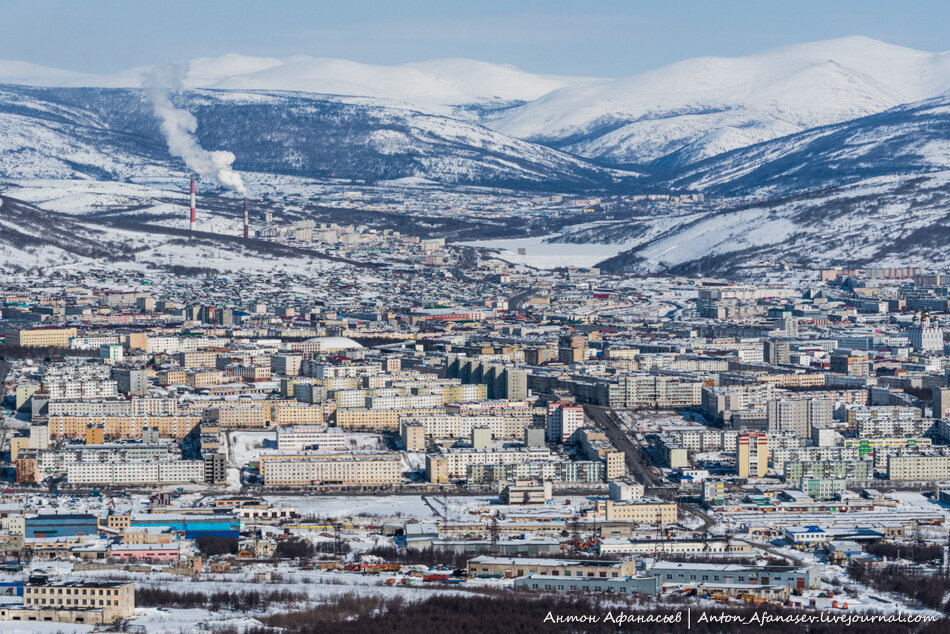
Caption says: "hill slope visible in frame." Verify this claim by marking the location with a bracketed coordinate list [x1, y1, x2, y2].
[0, 85, 635, 190]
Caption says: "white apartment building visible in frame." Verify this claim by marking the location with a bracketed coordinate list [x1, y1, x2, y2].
[366, 394, 443, 410]
[46, 397, 178, 417]
[545, 403, 584, 443]
[276, 426, 348, 452]
[431, 447, 556, 479]
[613, 374, 705, 408]
[44, 380, 118, 401]
[400, 414, 534, 440]
[771, 447, 862, 473]
[304, 363, 382, 379]
[260, 454, 403, 486]
[67, 460, 204, 485]
[701, 383, 776, 422]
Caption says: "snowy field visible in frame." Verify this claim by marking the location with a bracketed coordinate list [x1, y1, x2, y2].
[461, 235, 630, 269]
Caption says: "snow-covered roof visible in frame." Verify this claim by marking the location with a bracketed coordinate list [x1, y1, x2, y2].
[302, 336, 364, 351]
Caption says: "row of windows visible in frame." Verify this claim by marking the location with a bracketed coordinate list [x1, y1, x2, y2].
[476, 567, 620, 578]
[25, 597, 119, 606]
[663, 573, 751, 582]
[531, 583, 637, 593]
[27, 587, 118, 596]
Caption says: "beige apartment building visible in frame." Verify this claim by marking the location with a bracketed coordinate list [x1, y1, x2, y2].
[0, 579, 134, 625]
[402, 422, 426, 451]
[269, 403, 324, 426]
[209, 405, 267, 428]
[260, 453, 403, 486]
[46, 415, 201, 440]
[157, 369, 187, 386]
[187, 370, 224, 388]
[207, 402, 324, 429]
[588, 500, 677, 524]
[335, 407, 443, 431]
[6, 327, 77, 348]
[738, 432, 769, 478]
[887, 455, 950, 481]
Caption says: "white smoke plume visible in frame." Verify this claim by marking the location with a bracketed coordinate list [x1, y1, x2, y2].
[143, 63, 246, 195]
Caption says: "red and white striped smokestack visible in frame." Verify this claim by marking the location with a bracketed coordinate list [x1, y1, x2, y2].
[243, 198, 249, 239]
[189, 178, 197, 232]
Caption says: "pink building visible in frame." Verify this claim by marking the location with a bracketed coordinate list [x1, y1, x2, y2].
[110, 543, 180, 561]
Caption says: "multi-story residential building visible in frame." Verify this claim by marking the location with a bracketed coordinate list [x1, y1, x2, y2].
[0, 578, 135, 625]
[46, 415, 200, 440]
[335, 407, 442, 431]
[66, 460, 205, 485]
[110, 368, 148, 395]
[702, 383, 775, 424]
[766, 398, 833, 438]
[276, 425, 347, 452]
[46, 397, 178, 418]
[609, 374, 705, 409]
[259, 453, 403, 486]
[399, 414, 534, 441]
[5, 327, 77, 348]
[426, 447, 556, 481]
[887, 455, 950, 481]
[770, 447, 862, 473]
[830, 352, 870, 377]
[271, 354, 303, 376]
[737, 433, 768, 479]
[43, 379, 118, 401]
[784, 460, 873, 483]
[545, 402, 584, 443]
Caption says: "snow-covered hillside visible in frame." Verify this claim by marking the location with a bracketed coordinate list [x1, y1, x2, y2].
[0, 193, 343, 275]
[0, 85, 634, 190]
[489, 37, 950, 165]
[578, 171, 950, 275]
[663, 96, 950, 196]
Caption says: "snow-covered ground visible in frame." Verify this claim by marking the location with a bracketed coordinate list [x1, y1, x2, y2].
[462, 235, 630, 269]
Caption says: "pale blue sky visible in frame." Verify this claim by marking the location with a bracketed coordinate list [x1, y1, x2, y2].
[1, 0, 946, 77]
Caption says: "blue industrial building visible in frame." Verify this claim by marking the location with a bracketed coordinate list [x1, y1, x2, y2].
[130, 514, 239, 539]
[25, 514, 99, 538]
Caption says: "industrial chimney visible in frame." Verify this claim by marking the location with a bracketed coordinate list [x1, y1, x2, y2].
[189, 178, 197, 232]
[243, 198, 249, 239]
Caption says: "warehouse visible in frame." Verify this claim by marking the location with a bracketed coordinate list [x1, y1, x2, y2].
[514, 573, 659, 596]
[650, 561, 820, 590]
[467, 556, 637, 579]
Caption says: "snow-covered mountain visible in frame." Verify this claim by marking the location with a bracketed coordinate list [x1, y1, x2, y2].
[489, 37, 950, 166]
[664, 96, 950, 196]
[6, 37, 950, 276]
[4, 37, 950, 167]
[506, 93, 950, 274]
[0, 85, 634, 190]
[0, 55, 595, 108]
